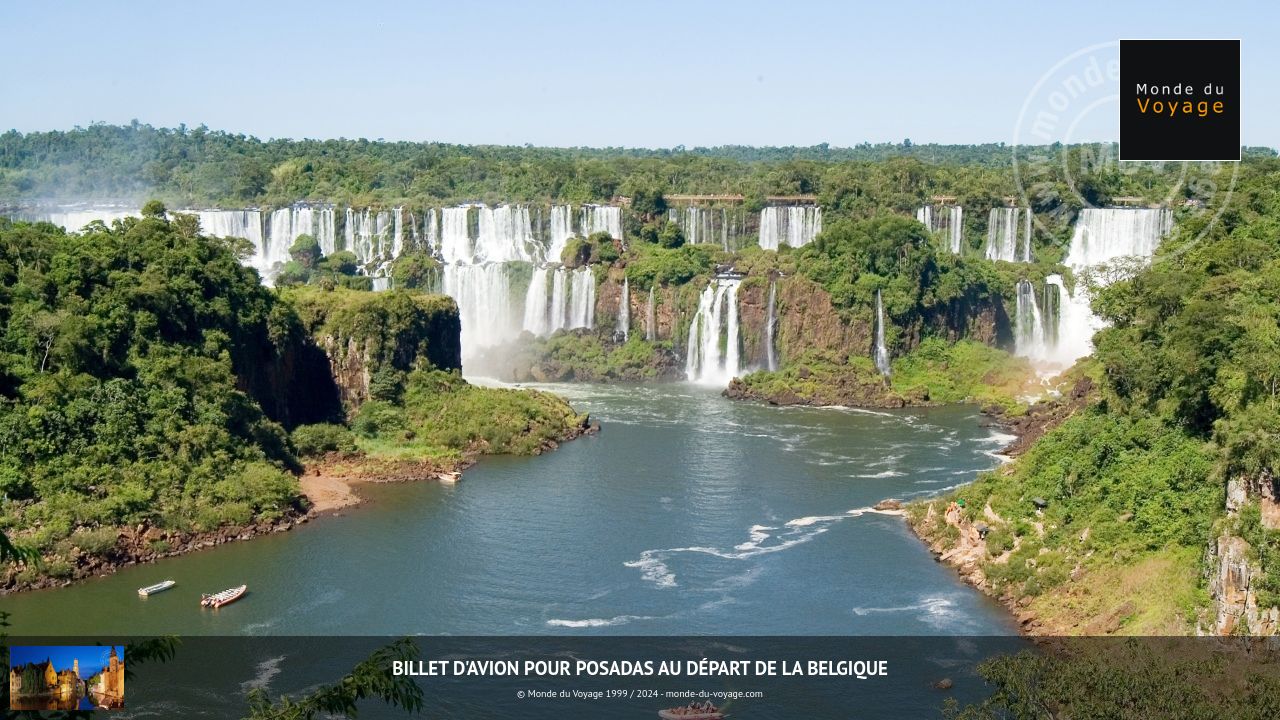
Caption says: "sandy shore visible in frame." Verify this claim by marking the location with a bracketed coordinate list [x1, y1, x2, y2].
[300, 472, 362, 513]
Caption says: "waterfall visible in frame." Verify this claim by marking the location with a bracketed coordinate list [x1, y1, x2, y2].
[424, 208, 440, 256]
[1014, 280, 1049, 361]
[23, 207, 139, 230]
[439, 206, 474, 263]
[568, 267, 596, 329]
[193, 209, 275, 276]
[616, 278, 630, 341]
[580, 204, 623, 241]
[758, 206, 822, 250]
[984, 207, 1025, 262]
[684, 278, 742, 386]
[917, 205, 964, 254]
[521, 266, 597, 337]
[443, 263, 523, 354]
[344, 207, 401, 271]
[194, 209, 263, 247]
[667, 206, 743, 250]
[268, 205, 336, 259]
[645, 286, 656, 341]
[915, 206, 931, 230]
[1044, 274, 1096, 366]
[874, 290, 891, 376]
[475, 205, 539, 263]
[522, 267, 551, 337]
[765, 281, 779, 372]
[1022, 208, 1034, 262]
[547, 205, 574, 263]
[1046, 207, 1173, 366]
[1065, 208, 1172, 267]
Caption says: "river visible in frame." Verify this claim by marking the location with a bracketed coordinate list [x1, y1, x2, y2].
[3, 383, 1017, 637]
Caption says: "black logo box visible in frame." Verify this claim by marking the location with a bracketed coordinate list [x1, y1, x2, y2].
[1120, 39, 1240, 161]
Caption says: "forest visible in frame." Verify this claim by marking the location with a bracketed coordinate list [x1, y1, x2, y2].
[912, 158, 1280, 632]
[0, 207, 584, 588]
[4, 123, 1270, 221]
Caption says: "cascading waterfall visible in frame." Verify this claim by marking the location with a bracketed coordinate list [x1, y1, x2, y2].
[435, 204, 613, 364]
[873, 290, 891, 376]
[765, 281, 779, 372]
[1021, 208, 1034, 262]
[1045, 207, 1174, 366]
[684, 278, 742, 386]
[580, 204, 623, 241]
[439, 206, 475, 264]
[521, 266, 596, 337]
[916, 205, 964, 253]
[1014, 280, 1049, 361]
[269, 205, 336, 258]
[194, 209, 264, 247]
[645, 287, 656, 341]
[344, 207, 402, 272]
[522, 266, 552, 337]
[616, 278, 630, 341]
[668, 206, 743, 251]
[984, 207, 1028, 262]
[1043, 274, 1095, 366]
[1065, 207, 1172, 267]
[423, 208, 440, 256]
[444, 263, 524, 353]
[476, 205, 540, 263]
[193, 209, 276, 278]
[547, 205, 574, 262]
[22, 207, 139, 231]
[758, 206, 822, 250]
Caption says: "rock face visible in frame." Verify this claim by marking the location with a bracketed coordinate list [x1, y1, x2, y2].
[1208, 470, 1280, 635]
[292, 289, 463, 410]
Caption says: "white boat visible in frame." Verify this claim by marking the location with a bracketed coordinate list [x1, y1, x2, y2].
[137, 580, 176, 597]
[201, 584, 247, 608]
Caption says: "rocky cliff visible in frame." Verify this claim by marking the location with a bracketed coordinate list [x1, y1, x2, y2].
[1207, 472, 1280, 635]
[286, 287, 462, 409]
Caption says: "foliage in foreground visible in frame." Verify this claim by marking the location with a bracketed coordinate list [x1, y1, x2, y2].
[943, 641, 1280, 720]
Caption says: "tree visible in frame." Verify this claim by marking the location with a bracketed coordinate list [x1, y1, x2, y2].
[288, 234, 322, 271]
[657, 221, 685, 249]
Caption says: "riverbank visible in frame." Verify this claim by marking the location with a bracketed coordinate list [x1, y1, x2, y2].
[897, 369, 1207, 636]
[2, 385, 597, 596]
[298, 455, 470, 514]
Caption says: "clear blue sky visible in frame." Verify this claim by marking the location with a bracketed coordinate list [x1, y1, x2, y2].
[1, 0, 1273, 148]
[10, 645, 121, 678]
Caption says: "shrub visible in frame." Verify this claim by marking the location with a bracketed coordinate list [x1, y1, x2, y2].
[292, 423, 359, 458]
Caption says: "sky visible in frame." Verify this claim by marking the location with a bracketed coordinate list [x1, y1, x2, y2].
[10, 645, 122, 678]
[1, 0, 1275, 148]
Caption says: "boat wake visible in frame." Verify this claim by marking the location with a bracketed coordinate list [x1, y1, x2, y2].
[239, 654, 287, 695]
[849, 594, 962, 627]
[545, 614, 656, 628]
[627, 507, 902, 589]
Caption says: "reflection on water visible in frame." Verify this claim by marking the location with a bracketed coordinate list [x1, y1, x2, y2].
[10, 692, 98, 711]
[6, 383, 1017, 637]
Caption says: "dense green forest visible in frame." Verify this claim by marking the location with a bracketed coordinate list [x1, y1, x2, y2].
[2, 123, 1264, 225]
[912, 158, 1280, 632]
